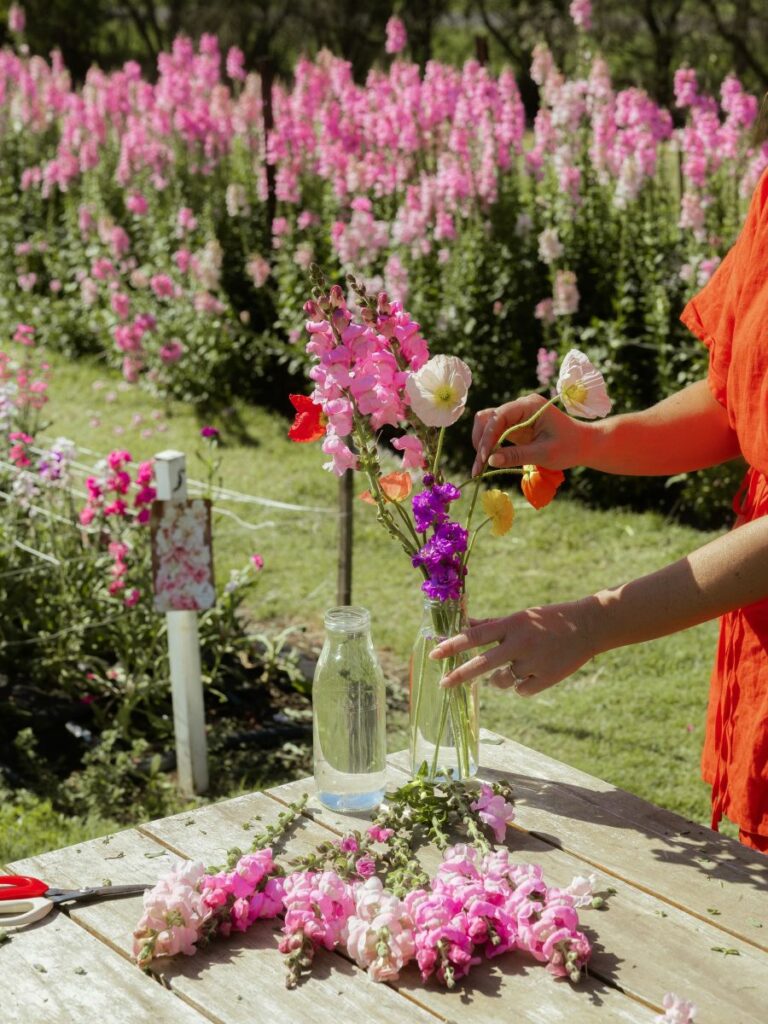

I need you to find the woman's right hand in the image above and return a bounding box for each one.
[471,393,591,477]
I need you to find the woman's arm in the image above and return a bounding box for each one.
[432,513,768,693]
[472,380,741,477]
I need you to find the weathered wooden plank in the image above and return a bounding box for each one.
[266,777,768,1024]
[2,910,210,1024]
[405,731,768,953]
[10,802,439,1024]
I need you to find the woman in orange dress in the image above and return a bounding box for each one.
[432,170,768,853]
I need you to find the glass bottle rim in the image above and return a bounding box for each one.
[324,605,371,634]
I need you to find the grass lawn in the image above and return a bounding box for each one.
[4,344,733,863]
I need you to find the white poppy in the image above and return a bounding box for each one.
[405,354,472,428]
[556,349,612,419]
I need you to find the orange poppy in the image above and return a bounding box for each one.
[520,464,565,510]
[359,471,413,505]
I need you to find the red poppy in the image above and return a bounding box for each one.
[288,394,326,442]
[520,465,565,510]
[359,471,413,505]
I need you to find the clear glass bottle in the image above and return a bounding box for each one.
[409,596,479,781]
[312,606,387,812]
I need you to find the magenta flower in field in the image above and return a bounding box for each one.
[8,4,25,34]
[385,16,407,54]
[200,425,219,438]
[569,0,592,32]
[250,554,264,571]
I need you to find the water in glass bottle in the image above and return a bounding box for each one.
[312,606,387,812]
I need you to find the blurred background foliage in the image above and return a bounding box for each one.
[1,0,766,108]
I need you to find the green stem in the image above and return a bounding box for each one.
[432,426,446,478]
[392,498,421,549]
[455,468,524,490]
[478,468,525,481]
[429,684,452,779]
[495,395,560,449]
[410,633,429,759]
[465,518,491,573]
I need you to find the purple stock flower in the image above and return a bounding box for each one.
[422,565,464,601]
[412,477,462,532]
[412,520,468,602]
[200,425,219,438]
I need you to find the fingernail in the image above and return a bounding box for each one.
[488,454,501,467]
[428,649,441,660]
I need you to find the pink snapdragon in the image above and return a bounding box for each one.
[344,877,415,982]
[133,859,212,968]
[305,287,429,475]
[569,0,591,30]
[201,849,284,934]
[536,347,558,387]
[8,4,25,33]
[13,324,35,346]
[279,869,357,981]
[385,16,408,55]
[126,192,148,215]
[150,273,176,299]
[470,783,516,843]
[656,993,698,1024]
[392,434,426,469]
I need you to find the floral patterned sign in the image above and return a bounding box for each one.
[150,498,215,611]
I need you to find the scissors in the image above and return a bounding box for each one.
[0,874,151,930]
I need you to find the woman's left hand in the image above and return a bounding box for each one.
[429,599,599,696]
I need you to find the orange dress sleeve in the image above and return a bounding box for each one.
[680,171,768,412]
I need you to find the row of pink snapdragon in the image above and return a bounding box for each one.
[1,12,764,263]
[0,5,763,409]
[132,784,593,987]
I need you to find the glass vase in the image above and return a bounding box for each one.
[312,606,387,812]
[409,596,479,781]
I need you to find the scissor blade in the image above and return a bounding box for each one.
[47,883,152,904]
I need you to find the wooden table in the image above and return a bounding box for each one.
[6,730,768,1023]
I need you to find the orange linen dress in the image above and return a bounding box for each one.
[680,168,768,849]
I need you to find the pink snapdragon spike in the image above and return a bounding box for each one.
[385,16,408,55]
[344,877,415,981]
[133,859,212,968]
[7,4,25,34]
[303,285,431,474]
[569,0,591,31]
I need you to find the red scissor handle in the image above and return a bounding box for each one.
[0,875,49,899]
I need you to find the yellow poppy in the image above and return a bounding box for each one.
[481,488,515,536]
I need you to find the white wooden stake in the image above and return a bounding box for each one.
[154,450,209,796]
